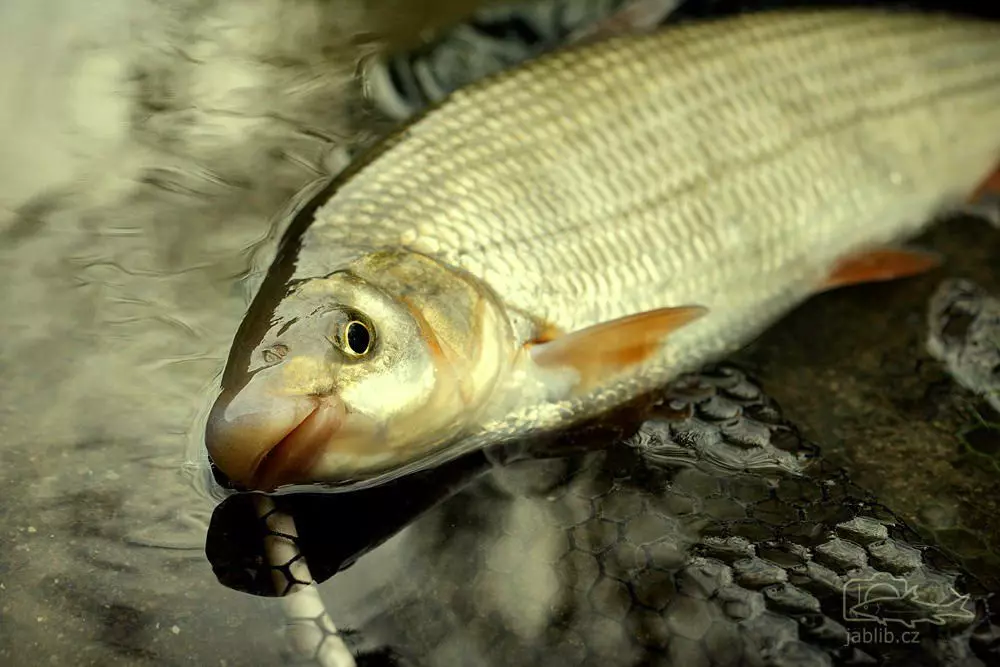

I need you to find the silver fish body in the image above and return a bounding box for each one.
[208,9,1000,491]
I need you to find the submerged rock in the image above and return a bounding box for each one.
[927,279,1000,416]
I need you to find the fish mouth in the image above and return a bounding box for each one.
[248,400,345,491]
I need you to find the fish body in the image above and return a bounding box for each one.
[206,8,1000,492]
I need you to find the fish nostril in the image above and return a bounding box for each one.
[262,344,289,365]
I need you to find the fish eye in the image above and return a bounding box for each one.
[343,320,373,357]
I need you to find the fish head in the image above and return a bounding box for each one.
[205,250,516,490]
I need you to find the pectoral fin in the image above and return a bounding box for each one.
[820,248,941,293]
[528,305,708,392]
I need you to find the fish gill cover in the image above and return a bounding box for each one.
[201,0,1000,666]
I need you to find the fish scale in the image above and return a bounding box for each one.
[208,8,1000,491]
[296,10,1000,455]
[309,14,998,327]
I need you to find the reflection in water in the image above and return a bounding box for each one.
[2,0,1000,666]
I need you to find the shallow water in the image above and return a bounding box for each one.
[2,1,999,666]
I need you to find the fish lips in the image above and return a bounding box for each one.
[206,392,345,491]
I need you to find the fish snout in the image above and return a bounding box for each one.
[205,388,345,491]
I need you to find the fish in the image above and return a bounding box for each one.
[204,8,1000,493]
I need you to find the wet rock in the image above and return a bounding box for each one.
[927,279,1000,414]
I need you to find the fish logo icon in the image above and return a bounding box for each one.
[842,574,974,629]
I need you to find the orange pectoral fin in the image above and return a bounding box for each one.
[820,248,941,293]
[527,305,708,392]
